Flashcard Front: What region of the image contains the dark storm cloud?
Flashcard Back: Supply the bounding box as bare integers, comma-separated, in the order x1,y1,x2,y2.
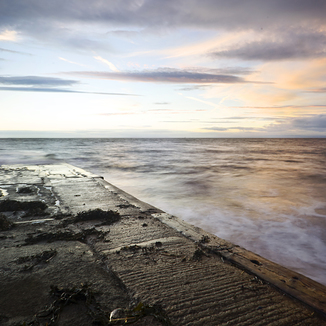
70,68,249,84
0,76,78,87
211,30,326,61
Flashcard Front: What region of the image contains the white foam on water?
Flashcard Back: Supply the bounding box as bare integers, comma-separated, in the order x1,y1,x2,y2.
101,170,326,286
1,138,326,286
151,198,326,286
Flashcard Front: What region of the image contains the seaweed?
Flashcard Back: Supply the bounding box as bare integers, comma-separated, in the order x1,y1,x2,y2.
20,284,173,326
25,228,108,245
61,209,120,227
116,204,135,209
75,209,120,225
199,235,210,244
16,249,57,271
0,315,9,323
191,247,209,261
120,245,142,252
0,213,14,231
17,186,35,194
0,199,48,217
21,284,107,326
53,213,73,220
120,244,158,255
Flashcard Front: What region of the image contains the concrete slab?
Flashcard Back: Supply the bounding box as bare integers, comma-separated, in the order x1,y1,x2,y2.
0,163,325,326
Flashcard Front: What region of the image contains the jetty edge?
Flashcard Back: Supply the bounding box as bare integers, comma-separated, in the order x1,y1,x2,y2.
0,163,325,326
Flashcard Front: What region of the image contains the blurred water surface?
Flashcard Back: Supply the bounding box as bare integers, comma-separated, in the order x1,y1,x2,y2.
1,138,326,285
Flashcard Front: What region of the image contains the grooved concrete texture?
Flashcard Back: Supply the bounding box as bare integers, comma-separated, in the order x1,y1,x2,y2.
0,163,325,326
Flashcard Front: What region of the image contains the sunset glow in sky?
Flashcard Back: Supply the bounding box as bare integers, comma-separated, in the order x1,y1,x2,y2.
1,1,326,137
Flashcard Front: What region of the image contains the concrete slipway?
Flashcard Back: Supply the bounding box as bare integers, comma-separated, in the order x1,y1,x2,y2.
0,163,325,326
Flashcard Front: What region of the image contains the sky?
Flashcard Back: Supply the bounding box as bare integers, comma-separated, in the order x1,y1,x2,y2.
1,0,326,138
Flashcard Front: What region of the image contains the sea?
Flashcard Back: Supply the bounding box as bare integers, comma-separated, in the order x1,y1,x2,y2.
0,138,325,286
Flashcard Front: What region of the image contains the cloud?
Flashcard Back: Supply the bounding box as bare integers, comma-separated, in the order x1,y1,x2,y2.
70,67,250,84
0,86,137,96
94,56,120,72
211,30,326,61
1,1,325,54
59,57,87,67
291,115,326,131
97,112,138,116
212,117,256,122
242,114,326,135
306,88,326,93
1,1,325,30
202,127,229,131
218,116,275,121
0,75,138,95
232,105,326,110
0,30,18,41
162,120,194,123
0,86,80,93
0,47,32,55
203,116,277,124
142,107,207,115
178,85,212,91
203,126,259,131
62,34,114,52
184,95,217,107
186,67,255,75
0,76,78,87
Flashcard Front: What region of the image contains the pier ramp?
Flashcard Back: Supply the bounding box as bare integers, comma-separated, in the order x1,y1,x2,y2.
0,164,325,325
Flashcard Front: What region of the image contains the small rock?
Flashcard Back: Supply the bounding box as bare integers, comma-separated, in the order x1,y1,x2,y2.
110,308,126,322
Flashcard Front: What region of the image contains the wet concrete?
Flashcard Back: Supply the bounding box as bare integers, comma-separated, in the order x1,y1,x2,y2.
0,163,325,326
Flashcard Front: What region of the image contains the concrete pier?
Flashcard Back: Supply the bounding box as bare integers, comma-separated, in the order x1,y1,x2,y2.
0,163,325,325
